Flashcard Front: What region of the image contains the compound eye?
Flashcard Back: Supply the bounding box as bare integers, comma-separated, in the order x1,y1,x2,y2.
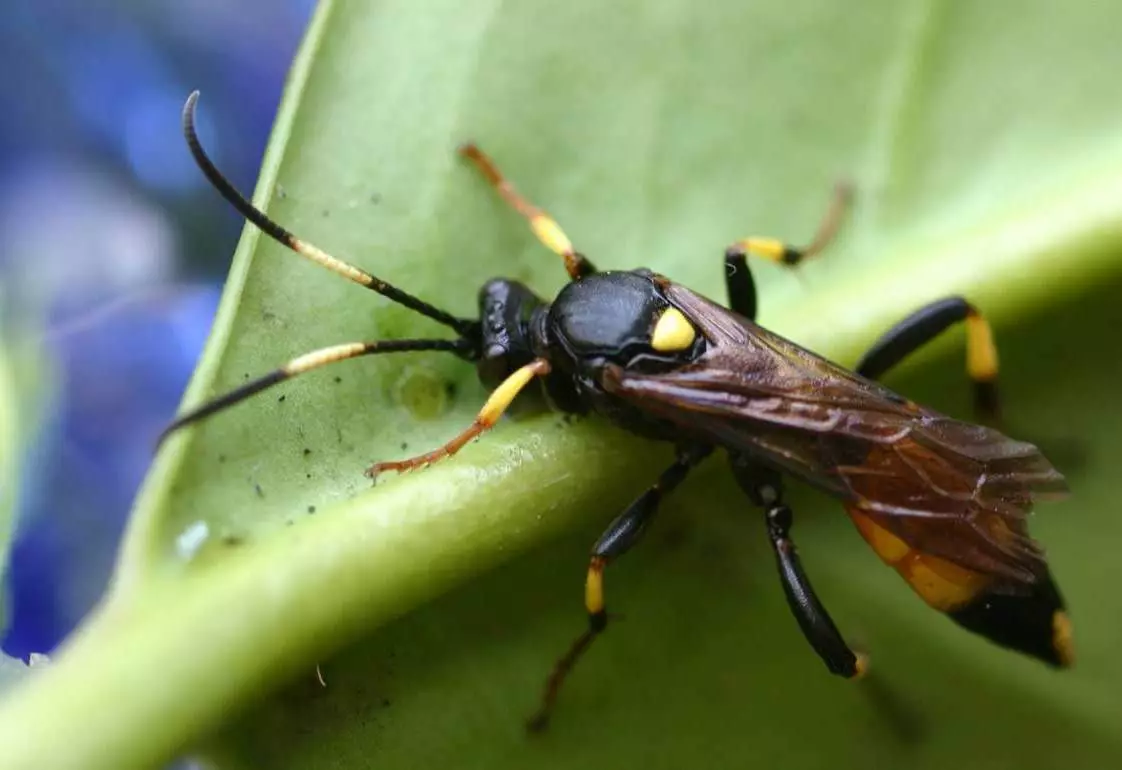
650,306,696,352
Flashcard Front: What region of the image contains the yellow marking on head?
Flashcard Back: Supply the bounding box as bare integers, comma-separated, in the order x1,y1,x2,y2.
1053,611,1075,667
651,307,697,352
285,343,368,375
478,359,550,424
531,215,574,257
585,558,606,615
735,237,786,263
966,312,999,381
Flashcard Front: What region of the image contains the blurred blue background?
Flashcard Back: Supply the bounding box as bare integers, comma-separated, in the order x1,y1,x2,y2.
1,0,315,657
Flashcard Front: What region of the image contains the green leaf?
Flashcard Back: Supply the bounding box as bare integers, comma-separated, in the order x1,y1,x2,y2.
3,2,1122,769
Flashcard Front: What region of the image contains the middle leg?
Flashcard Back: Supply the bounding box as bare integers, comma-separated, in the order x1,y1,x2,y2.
729,454,864,678
724,182,852,320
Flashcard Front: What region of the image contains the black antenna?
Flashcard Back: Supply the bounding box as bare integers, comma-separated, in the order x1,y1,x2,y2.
159,337,474,445
183,91,476,337
157,94,485,445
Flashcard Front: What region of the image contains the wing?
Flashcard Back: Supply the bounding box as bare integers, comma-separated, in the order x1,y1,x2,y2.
603,282,1067,586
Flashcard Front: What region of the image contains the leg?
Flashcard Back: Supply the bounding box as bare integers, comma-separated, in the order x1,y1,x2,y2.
459,143,596,280
527,445,713,731
855,296,1000,419
723,246,760,320
724,182,851,320
366,358,550,478
730,456,864,678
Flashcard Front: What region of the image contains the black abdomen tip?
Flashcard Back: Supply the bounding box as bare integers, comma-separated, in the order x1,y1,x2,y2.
948,570,1073,667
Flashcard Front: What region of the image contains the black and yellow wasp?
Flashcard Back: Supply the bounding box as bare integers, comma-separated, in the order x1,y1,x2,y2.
165,92,1072,730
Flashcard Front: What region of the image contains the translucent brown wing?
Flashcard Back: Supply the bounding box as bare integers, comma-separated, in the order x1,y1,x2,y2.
603,282,1067,585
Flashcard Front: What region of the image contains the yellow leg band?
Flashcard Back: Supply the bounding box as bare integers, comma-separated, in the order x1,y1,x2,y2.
966,312,999,381
585,558,606,615
853,652,870,679
733,237,787,263
1053,611,1075,667
479,359,550,423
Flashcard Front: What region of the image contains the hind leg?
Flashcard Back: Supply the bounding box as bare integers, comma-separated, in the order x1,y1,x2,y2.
856,297,1000,419
729,455,864,677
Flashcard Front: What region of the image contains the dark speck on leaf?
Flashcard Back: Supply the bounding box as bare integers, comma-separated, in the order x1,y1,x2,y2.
321,209,330,218
370,192,382,204
307,505,316,514
303,448,312,457
382,698,391,707
254,483,265,498
218,454,227,464
400,441,409,451
278,395,286,403
334,376,342,384
243,373,250,380
222,534,245,547
445,381,458,399
286,519,294,526
305,472,313,480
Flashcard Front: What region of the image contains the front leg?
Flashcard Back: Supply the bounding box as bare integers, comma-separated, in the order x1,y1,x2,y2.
367,358,550,479
527,445,713,731
730,455,864,678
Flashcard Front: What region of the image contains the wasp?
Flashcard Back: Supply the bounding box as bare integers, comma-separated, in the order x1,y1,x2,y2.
167,92,1073,730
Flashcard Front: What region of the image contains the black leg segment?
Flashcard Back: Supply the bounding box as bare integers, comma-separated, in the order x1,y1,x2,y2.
527,445,713,731
591,445,714,563
722,182,850,320
730,456,863,678
855,296,1001,418
724,247,760,320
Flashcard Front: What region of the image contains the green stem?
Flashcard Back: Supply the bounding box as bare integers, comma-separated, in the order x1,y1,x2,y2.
0,420,656,770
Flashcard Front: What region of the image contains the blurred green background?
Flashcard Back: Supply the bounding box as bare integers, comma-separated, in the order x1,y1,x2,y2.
2,2,1122,769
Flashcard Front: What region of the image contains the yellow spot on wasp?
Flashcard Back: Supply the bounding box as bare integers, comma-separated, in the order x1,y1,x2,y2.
1053,610,1075,667
531,215,574,257
850,509,988,612
851,513,910,563
853,652,870,679
479,360,545,423
285,343,368,375
585,558,606,615
906,558,985,612
651,307,696,352
966,312,999,381
733,237,786,263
